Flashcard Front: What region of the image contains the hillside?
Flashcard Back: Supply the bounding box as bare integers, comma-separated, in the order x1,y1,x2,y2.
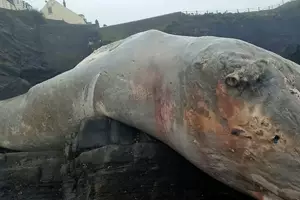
99,12,185,43
0,8,100,100
99,0,300,63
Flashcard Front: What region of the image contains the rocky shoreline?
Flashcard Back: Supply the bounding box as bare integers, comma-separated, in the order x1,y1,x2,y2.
0,118,254,200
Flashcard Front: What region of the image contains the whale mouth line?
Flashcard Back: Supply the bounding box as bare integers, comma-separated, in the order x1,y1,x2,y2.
249,171,300,200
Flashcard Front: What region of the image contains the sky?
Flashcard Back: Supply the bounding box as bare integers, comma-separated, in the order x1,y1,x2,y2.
27,0,285,26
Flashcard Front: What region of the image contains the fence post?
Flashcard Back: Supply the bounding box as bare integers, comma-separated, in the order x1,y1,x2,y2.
181,1,287,16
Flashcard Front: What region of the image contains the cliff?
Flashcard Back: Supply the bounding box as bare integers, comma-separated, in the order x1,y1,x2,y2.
0,8,100,100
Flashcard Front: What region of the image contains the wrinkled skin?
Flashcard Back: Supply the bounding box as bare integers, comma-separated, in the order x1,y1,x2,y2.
0,30,300,200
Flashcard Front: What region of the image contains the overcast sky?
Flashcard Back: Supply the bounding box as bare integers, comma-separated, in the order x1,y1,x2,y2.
28,0,284,25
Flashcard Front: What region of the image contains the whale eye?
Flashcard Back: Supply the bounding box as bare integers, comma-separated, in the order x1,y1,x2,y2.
272,135,280,144
231,128,245,136
225,74,240,87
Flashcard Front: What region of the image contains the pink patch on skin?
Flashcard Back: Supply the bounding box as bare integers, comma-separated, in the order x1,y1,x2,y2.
153,85,174,136
130,66,175,138
216,80,243,120
151,68,174,137
250,191,265,200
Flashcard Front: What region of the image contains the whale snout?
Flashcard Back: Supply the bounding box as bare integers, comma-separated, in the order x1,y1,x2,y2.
222,59,300,200
182,49,300,200
257,151,300,200
223,60,300,200
257,100,300,200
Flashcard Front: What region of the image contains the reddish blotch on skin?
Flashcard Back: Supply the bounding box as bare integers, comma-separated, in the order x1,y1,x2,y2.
130,66,175,138
216,80,244,122
183,80,251,153
250,191,265,200
183,81,227,136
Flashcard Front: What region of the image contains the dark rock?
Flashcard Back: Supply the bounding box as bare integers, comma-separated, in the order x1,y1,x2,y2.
0,117,255,200
109,120,136,145
0,77,31,100
61,122,254,200
76,119,110,151
76,145,134,166
58,117,254,200
0,151,64,200
76,118,154,153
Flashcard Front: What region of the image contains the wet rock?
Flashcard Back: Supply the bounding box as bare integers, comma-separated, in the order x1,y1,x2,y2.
60,118,254,200
0,118,255,200
75,118,155,153
0,151,64,200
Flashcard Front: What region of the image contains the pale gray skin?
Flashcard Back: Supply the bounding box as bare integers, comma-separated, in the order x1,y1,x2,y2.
0,30,300,200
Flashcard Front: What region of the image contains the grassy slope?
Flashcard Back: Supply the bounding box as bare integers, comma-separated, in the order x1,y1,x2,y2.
98,0,300,60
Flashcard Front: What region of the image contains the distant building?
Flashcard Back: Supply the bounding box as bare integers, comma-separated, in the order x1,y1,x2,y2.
41,0,87,24
0,0,16,10
0,0,32,10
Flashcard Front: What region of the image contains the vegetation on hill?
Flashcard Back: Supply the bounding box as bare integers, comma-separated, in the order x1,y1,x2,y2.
99,0,300,63
0,9,47,26
275,0,300,12
0,8,100,100
99,12,185,43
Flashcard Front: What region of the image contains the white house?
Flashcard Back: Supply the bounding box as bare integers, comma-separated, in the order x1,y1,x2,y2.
0,0,16,10
0,0,32,10
41,0,87,24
